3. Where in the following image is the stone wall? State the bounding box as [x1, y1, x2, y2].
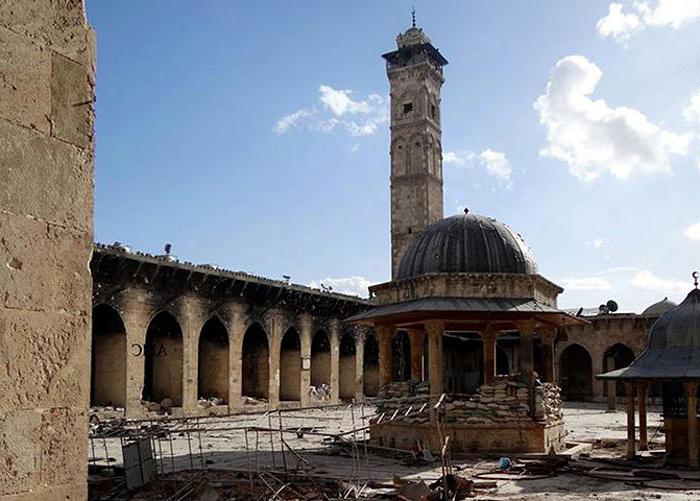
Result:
[0, 1, 95, 499]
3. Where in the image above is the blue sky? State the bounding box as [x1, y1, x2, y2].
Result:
[87, 1, 700, 312]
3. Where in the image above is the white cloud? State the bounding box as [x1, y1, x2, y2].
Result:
[630, 270, 688, 293]
[444, 149, 512, 187]
[596, 266, 639, 275]
[684, 89, 700, 123]
[597, 0, 700, 43]
[275, 85, 388, 138]
[535, 55, 691, 181]
[597, 3, 643, 43]
[308, 276, 375, 298]
[561, 277, 613, 290]
[684, 222, 700, 241]
[274, 109, 313, 134]
[479, 149, 513, 186]
[586, 238, 608, 249]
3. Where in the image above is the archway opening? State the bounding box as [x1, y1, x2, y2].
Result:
[496, 346, 510, 375]
[391, 331, 411, 381]
[242, 323, 269, 402]
[559, 344, 593, 401]
[197, 317, 229, 404]
[339, 334, 356, 400]
[91, 304, 127, 408]
[311, 330, 331, 395]
[280, 328, 301, 402]
[444, 333, 483, 394]
[144, 311, 183, 406]
[363, 334, 379, 397]
[603, 344, 635, 397]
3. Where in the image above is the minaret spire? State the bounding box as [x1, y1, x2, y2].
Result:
[412, 5, 416, 27]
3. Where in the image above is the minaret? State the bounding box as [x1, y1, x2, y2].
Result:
[383, 18, 448, 279]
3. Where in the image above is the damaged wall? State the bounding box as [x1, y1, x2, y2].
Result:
[0, 1, 95, 499]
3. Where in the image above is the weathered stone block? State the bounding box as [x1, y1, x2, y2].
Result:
[0, 26, 51, 132]
[51, 51, 94, 149]
[0, 409, 42, 495]
[0, 213, 92, 312]
[0, 308, 90, 410]
[0, 119, 93, 230]
[40, 407, 88, 486]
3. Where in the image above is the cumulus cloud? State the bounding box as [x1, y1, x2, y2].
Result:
[308, 276, 374, 298]
[684, 89, 700, 123]
[684, 222, 700, 241]
[443, 148, 512, 188]
[275, 85, 388, 138]
[535, 55, 691, 181]
[561, 277, 613, 290]
[597, 1, 700, 43]
[630, 270, 688, 293]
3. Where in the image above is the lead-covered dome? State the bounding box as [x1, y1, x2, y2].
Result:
[396, 212, 538, 280]
[642, 297, 677, 316]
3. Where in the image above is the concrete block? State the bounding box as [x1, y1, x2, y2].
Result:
[0, 120, 93, 230]
[0, 26, 51, 132]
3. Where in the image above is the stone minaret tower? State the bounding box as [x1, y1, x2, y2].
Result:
[383, 20, 448, 279]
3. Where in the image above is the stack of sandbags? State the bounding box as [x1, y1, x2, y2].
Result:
[534, 382, 564, 424]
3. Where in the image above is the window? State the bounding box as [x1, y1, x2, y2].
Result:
[403, 102, 413, 114]
[431, 105, 436, 119]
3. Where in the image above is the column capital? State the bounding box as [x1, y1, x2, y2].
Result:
[515, 320, 537, 335]
[424, 320, 444, 337]
[540, 326, 557, 344]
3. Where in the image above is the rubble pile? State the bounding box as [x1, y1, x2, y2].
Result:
[374, 376, 564, 427]
[197, 396, 225, 408]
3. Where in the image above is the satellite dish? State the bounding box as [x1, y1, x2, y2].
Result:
[607, 300, 619, 313]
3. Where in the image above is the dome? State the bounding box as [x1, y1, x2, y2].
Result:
[396, 212, 538, 280]
[642, 297, 677, 316]
[601, 288, 700, 379]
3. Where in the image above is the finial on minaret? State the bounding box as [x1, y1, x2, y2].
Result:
[412, 5, 416, 27]
[693, 271, 699, 289]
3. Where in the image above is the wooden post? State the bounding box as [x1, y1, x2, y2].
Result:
[408, 329, 425, 381]
[482, 326, 497, 386]
[685, 381, 699, 468]
[624, 382, 636, 461]
[638, 383, 648, 451]
[606, 356, 617, 413]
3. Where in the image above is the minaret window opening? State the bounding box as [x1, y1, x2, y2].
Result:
[403, 102, 413, 114]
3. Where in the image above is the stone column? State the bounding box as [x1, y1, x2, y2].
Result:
[121, 297, 150, 418]
[425, 321, 444, 398]
[227, 302, 246, 411]
[408, 329, 425, 381]
[181, 298, 205, 414]
[606, 356, 617, 412]
[298, 314, 313, 407]
[685, 382, 699, 468]
[377, 326, 394, 388]
[624, 382, 636, 461]
[266, 311, 284, 408]
[329, 318, 341, 403]
[482, 326, 497, 386]
[638, 383, 648, 451]
[355, 329, 365, 402]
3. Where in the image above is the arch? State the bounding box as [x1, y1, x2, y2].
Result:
[391, 331, 411, 381]
[339, 333, 356, 400]
[558, 343, 593, 401]
[279, 328, 301, 401]
[197, 317, 229, 404]
[603, 343, 635, 397]
[242, 322, 269, 401]
[144, 311, 183, 406]
[363, 334, 379, 397]
[311, 330, 331, 392]
[91, 304, 127, 408]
